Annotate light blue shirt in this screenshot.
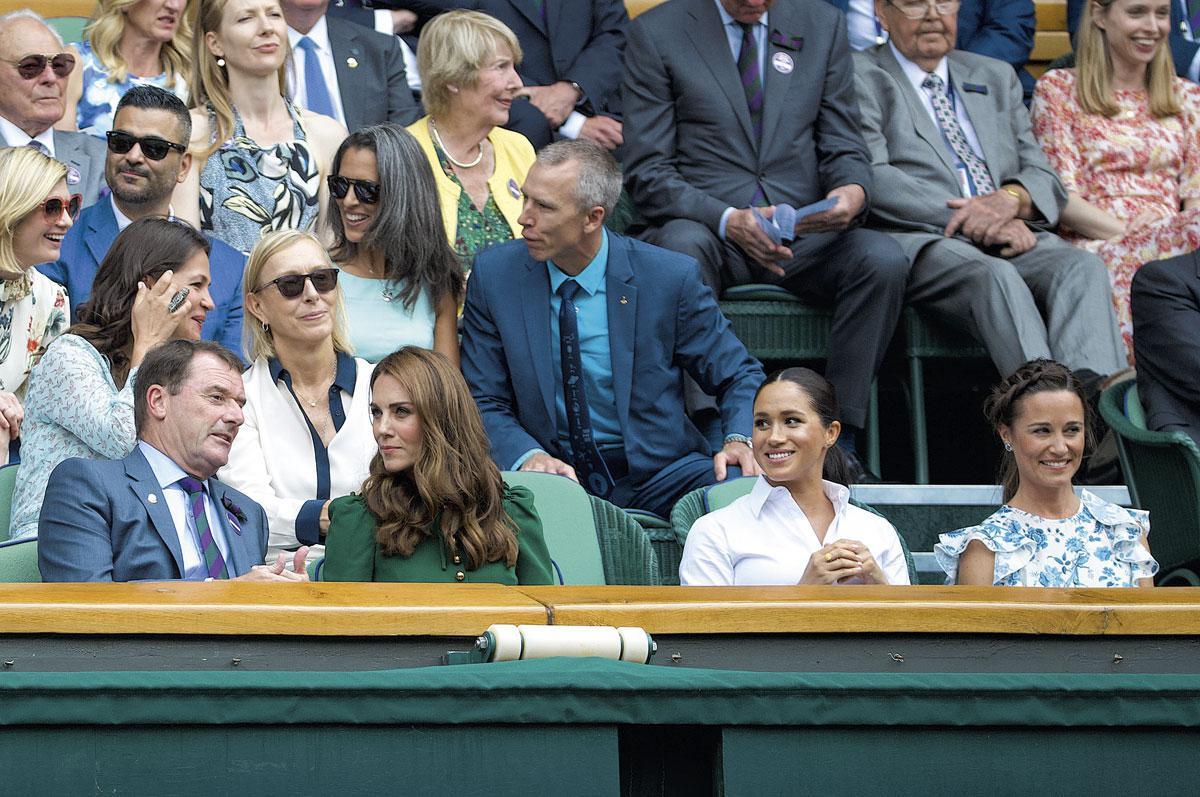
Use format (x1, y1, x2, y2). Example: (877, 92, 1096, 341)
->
(511, 230, 621, 470)
(138, 441, 232, 580)
(846, 0, 885, 51)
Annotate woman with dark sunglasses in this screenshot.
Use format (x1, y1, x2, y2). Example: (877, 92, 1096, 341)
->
(10, 216, 214, 539)
(0, 147, 73, 466)
(218, 229, 376, 564)
(56, 0, 191, 138)
(326, 124, 463, 365)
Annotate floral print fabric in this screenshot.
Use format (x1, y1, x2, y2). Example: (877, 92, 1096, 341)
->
(434, 146, 513, 271)
(72, 41, 189, 138)
(0, 270, 67, 399)
(1032, 68, 1200, 358)
(199, 101, 319, 255)
(935, 490, 1158, 587)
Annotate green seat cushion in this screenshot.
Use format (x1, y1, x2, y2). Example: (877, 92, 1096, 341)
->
(503, 471, 606, 585)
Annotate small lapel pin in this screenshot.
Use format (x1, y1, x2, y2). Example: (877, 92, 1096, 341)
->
(346, 57, 358, 69)
(66, 165, 81, 185)
(147, 493, 158, 504)
(769, 29, 804, 52)
(507, 177, 520, 199)
(772, 52, 794, 75)
(619, 296, 628, 304)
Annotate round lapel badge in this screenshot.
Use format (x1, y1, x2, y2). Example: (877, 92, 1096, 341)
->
(772, 52, 794, 75)
(66, 166, 81, 185)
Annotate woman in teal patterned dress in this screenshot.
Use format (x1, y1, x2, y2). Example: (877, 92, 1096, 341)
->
(937, 360, 1158, 587)
(172, 0, 347, 254)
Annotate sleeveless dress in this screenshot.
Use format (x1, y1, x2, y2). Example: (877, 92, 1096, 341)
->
(199, 101, 320, 254)
(337, 272, 436, 363)
(72, 41, 189, 138)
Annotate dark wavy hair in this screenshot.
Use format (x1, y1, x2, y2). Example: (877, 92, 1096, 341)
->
(755, 367, 854, 487)
(70, 217, 210, 386)
(983, 358, 1094, 502)
(326, 124, 463, 310)
(361, 347, 517, 569)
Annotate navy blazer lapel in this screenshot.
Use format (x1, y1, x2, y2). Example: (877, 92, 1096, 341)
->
(685, 0, 756, 149)
(510, 0, 547, 33)
(85, 199, 118, 272)
(329, 20, 362, 130)
(948, 55, 1000, 187)
(605, 239, 636, 435)
(520, 260, 558, 438)
(124, 448, 186, 578)
(876, 46, 958, 177)
(759, 3, 796, 149)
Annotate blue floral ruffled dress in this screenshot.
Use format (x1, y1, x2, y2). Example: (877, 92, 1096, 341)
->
(198, 101, 319, 254)
(935, 490, 1158, 587)
(73, 41, 189, 137)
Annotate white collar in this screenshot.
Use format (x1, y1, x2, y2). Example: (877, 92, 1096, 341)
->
(747, 475, 850, 518)
(889, 40, 949, 92)
(0, 115, 54, 157)
(288, 16, 331, 52)
(111, 195, 176, 231)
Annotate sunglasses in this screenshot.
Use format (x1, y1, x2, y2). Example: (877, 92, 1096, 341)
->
(327, 175, 380, 204)
(40, 194, 82, 223)
(253, 267, 339, 299)
(106, 130, 187, 161)
(3, 52, 75, 80)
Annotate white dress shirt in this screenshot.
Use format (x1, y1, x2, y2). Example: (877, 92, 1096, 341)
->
(890, 42, 986, 173)
(138, 440, 232, 581)
(679, 476, 911, 586)
(287, 18, 348, 127)
(846, 0, 885, 50)
(0, 115, 55, 157)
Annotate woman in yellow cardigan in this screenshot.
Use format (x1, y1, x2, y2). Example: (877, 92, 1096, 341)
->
(406, 10, 535, 271)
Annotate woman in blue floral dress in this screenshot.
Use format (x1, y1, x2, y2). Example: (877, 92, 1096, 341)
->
(173, 0, 346, 255)
(937, 360, 1157, 587)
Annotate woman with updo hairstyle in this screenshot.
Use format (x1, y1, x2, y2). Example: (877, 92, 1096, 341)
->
(58, 0, 191, 137)
(406, 10, 534, 270)
(321, 346, 554, 583)
(937, 359, 1158, 587)
(325, 124, 463, 364)
(0, 147, 73, 465)
(679, 367, 909, 587)
(11, 217, 213, 538)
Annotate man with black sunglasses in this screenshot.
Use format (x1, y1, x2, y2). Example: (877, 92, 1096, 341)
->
(0, 11, 106, 207)
(40, 85, 246, 359)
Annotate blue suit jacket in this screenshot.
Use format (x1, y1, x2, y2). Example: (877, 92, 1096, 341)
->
(39, 200, 246, 360)
(37, 448, 269, 582)
(461, 234, 764, 484)
(1067, 0, 1197, 79)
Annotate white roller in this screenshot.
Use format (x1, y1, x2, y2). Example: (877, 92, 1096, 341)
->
(487, 623, 525, 662)
(617, 626, 652, 664)
(515, 625, 624, 659)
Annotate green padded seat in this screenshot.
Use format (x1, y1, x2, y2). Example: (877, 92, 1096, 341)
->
(1099, 381, 1200, 584)
(671, 476, 918, 584)
(627, 511, 681, 585)
(0, 539, 40, 582)
(0, 463, 17, 542)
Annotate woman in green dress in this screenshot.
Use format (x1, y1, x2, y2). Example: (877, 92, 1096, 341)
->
(321, 346, 554, 583)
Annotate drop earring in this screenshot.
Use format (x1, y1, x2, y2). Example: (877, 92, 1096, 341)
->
(1003, 442, 1013, 452)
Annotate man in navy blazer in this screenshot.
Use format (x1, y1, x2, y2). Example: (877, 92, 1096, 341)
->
(39, 341, 308, 582)
(1068, 0, 1199, 81)
(462, 141, 764, 518)
(38, 86, 245, 359)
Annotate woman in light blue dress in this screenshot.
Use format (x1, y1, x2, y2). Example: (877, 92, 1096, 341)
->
(60, 0, 190, 137)
(936, 360, 1157, 587)
(326, 124, 463, 365)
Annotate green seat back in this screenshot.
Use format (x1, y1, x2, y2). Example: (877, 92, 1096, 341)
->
(0, 464, 17, 542)
(502, 471, 606, 585)
(1123, 383, 1148, 429)
(0, 539, 40, 582)
(48, 17, 88, 44)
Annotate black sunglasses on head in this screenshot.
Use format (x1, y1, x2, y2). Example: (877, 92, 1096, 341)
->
(106, 130, 188, 161)
(327, 175, 380, 204)
(3, 52, 75, 79)
(253, 267, 339, 299)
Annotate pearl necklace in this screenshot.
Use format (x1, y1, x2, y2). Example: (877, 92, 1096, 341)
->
(429, 118, 484, 169)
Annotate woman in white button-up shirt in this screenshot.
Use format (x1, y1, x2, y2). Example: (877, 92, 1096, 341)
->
(219, 229, 374, 562)
(679, 368, 910, 587)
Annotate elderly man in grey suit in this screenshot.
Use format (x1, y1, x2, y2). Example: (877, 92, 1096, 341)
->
(854, 0, 1125, 381)
(622, 0, 908, 471)
(284, 0, 422, 131)
(0, 11, 105, 208)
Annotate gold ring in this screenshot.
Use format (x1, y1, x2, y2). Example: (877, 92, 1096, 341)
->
(824, 553, 833, 562)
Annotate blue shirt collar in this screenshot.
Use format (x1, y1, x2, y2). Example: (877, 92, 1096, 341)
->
(714, 1, 768, 30)
(138, 440, 191, 489)
(268, 350, 358, 394)
(547, 228, 609, 297)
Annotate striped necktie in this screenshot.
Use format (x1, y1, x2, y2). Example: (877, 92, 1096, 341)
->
(177, 476, 229, 580)
(737, 22, 764, 142)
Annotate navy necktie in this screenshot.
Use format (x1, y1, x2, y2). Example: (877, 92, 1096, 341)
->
(296, 36, 335, 118)
(25, 140, 49, 157)
(557, 279, 613, 498)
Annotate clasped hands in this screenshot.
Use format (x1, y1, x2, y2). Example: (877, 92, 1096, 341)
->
(726, 185, 865, 275)
(944, 189, 1034, 257)
(798, 540, 886, 585)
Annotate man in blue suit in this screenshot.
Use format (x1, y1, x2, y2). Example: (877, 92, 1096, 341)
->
(462, 141, 764, 518)
(39, 86, 245, 359)
(1068, 0, 1200, 81)
(39, 340, 309, 582)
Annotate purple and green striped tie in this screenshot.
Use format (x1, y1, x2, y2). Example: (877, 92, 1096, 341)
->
(178, 476, 229, 580)
(737, 22, 764, 142)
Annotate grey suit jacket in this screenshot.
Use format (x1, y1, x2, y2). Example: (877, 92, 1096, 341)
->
(38, 447, 269, 582)
(327, 15, 422, 132)
(621, 0, 873, 233)
(0, 126, 107, 209)
(852, 45, 1065, 261)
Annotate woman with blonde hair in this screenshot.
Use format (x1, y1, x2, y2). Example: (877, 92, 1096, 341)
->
(1032, 0, 1200, 357)
(219, 229, 375, 563)
(321, 346, 554, 584)
(407, 10, 534, 270)
(0, 147, 74, 464)
(172, 0, 346, 254)
(57, 0, 191, 137)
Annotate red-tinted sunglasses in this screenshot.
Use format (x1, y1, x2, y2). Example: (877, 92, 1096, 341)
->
(41, 194, 82, 223)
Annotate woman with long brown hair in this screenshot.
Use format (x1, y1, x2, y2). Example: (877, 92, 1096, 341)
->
(321, 346, 553, 583)
(10, 217, 213, 539)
